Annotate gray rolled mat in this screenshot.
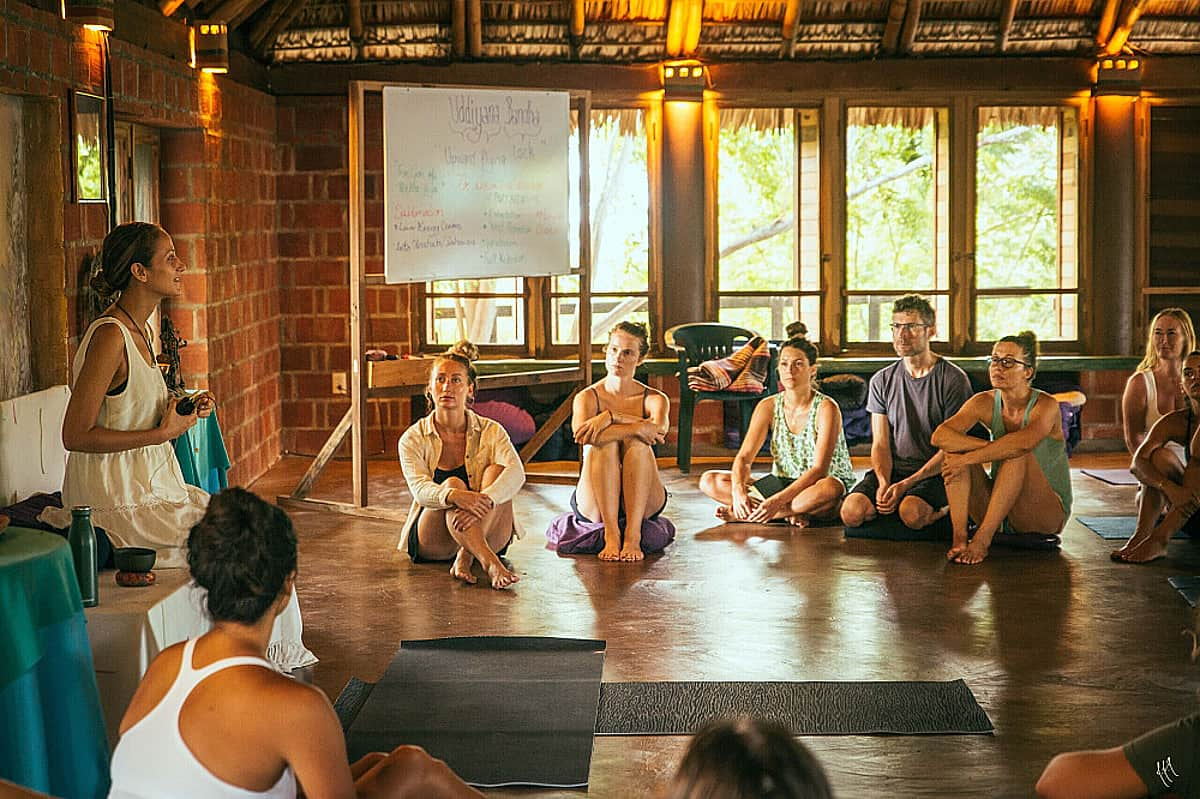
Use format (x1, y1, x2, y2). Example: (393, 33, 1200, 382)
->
(595, 680, 993, 736)
(1081, 469, 1140, 486)
(344, 636, 606, 789)
(1078, 516, 1189, 540)
(1169, 575, 1200, 607)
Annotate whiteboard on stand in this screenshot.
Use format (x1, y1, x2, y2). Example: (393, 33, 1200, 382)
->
(382, 86, 572, 284)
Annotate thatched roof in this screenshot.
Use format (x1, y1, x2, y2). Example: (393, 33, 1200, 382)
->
(174, 0, 1200, 64)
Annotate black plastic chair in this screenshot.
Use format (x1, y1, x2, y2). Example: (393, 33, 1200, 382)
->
(666, 323, 778, 474)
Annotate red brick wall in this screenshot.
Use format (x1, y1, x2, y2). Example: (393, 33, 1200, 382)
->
(2, 3, 283, 485)
(276, 93, 414, 459)
(1079, 369, 1126, 449)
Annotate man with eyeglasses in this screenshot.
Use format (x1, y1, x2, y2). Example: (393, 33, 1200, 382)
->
(1113, 349, 1200, 563)
(840, 294, 972, 532)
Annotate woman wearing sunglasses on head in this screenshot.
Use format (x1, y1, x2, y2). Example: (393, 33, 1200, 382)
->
(931, 331, 1072, 565)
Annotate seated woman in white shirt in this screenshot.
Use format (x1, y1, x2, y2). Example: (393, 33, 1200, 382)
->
(397, 341, 525, 589)
(108, 488, 480, 799)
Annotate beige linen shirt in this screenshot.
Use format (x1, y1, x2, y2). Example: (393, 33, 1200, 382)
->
(396, 409, 526, 551)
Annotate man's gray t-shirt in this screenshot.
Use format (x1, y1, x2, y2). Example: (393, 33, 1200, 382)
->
(865, 357, 973, 475)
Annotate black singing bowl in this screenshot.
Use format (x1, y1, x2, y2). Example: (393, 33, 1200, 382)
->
(113, 546, 157, 573)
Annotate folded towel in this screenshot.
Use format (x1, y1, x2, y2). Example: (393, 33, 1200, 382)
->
(688, 336, 770, 393)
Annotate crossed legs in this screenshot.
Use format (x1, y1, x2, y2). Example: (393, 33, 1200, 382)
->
(944, 453, 1065, 565)
(576, 439, 666, 562)
(414, 465, 518, 589)
(699, 471, 845, 527)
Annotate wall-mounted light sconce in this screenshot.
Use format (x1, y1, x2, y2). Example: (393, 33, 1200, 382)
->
(1092, 54, 1143, 97)
(191, 20, 229, 73)
(660, 59, 708, 100)
(63, 0, 114, 32)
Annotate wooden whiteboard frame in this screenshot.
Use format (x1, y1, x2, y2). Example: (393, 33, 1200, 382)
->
(282, 80, 592, 514)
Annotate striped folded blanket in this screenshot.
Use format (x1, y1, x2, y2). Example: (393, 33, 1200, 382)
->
(687, 336, 770, 393)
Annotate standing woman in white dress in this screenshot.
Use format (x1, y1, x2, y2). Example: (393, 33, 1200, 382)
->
(40, 222, 314, 669)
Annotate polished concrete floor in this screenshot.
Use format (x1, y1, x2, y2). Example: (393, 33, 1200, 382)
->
(250, 452, 1200, 798)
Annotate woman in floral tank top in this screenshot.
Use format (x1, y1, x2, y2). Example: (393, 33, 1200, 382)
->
(700, 322, 855, 527)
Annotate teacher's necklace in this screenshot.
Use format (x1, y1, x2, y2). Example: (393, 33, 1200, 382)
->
(114, 302, 154, 363)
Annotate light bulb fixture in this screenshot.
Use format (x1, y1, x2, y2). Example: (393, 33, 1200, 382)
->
(64, 0, 114, 32)
(659, 58, 708, 100)
(192, 20, 229, 74)
(1092, 53, 1144, 97)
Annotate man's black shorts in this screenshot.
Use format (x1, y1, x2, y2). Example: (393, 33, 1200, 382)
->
(849, 469, 948, 511)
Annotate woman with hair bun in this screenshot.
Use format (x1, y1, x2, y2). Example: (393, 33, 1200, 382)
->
(398, 341, 525, 589)
(109, 488, 481, 799)
(570, 321, 671, 561)
(40, 222, 213, 567)
(932, 331, 1073, 564)
(699, 322, 855, 528)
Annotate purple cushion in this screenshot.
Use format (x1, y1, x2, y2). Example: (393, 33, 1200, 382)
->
(545, 512, 675, 555)
(474, 400, 536, 445)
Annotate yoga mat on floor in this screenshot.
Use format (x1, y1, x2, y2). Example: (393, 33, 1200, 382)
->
(1169, 576, 1200, 608)
(845, 518, 1059, 550)
(595, 680, 993, 736)
(1081, 469, 1139, 486)
(343, 636, 605, 789)
(1078, 516, 1189, 541)
(334, 676, 374, 733)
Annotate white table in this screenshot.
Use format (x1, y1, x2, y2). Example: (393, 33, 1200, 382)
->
(85, 570, 316, 746)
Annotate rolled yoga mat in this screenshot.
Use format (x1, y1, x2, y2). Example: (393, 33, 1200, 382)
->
(595, 680, 993, 736)
(845, 517, 1059, 549)
(1169, 575, 1200, 608)
(1081, 469, 1140, 486)
(1077, 516, 1189, 541)
(343, 636, 606, 789)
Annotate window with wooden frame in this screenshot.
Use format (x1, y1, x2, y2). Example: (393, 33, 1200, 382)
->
(715, 108, 821, 341)
(973, 105, 1079, 343)
(844, 106, 951, 345)
(1142, 104, 1200, 332)
(113, 121, 160, 225)
(419, 105, 654, 355)
(551, 107, 653, 349)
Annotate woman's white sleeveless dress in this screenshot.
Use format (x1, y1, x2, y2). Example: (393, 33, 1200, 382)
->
(40, 317, 316, 670)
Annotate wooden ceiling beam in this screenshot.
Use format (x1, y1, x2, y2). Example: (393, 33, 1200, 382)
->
(468, 0, 483, 57)
(1104, 0, 1147, 54)
(780, 0, 801, 58)
(880, 0, 907, 54)
(452, 0, 467, 57)
(204, 0, 259, 23)
(231, 0, 272, 27)
(897, 0, 922, 54)
(158, 0, 187, 17)
(996, 0, 1018, 52)
(348, 0, 364, 59)
(1094, 0, 1122, 48)
(250, 0, 307, 54)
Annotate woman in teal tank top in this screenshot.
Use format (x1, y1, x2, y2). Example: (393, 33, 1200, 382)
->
(931, 331, 1072, 564)
(700, 323, 855, 528)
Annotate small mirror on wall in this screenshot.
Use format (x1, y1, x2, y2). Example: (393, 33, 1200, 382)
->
(72, 91, 106, 202)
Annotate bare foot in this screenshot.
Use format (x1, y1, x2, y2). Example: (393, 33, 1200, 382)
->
(715, 506, 736, 522)
(484, 559, 520, 589)
(787, 515, 811, 529)
(1111, 539, 1169, 563)
(952, 540, 991, 565)
(619, 543, 644, 561)
(449, 549, 477, 584)
(946, 540, 969, 561)
(599, 531, 622, 561)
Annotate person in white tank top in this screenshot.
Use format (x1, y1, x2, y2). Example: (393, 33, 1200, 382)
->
(1120, 309, 1195, 554)
(108, 488, 481, 799)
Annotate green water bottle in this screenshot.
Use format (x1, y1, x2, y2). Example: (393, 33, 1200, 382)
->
(69, 506, 99, 607)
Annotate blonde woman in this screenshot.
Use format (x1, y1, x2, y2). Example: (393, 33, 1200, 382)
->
(398, 342, 524, 589)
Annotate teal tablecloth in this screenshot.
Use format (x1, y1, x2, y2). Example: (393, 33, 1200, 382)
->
(173, 409, 231, 494)
(0, 526, 110, 798)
